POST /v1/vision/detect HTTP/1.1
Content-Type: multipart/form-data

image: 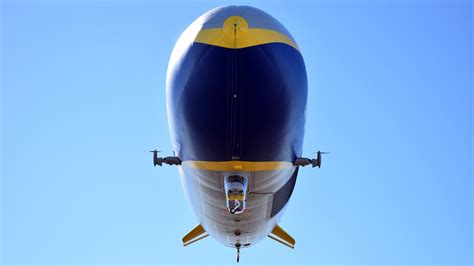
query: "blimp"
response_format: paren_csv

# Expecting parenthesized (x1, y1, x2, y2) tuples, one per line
(151, 5, 324, 262)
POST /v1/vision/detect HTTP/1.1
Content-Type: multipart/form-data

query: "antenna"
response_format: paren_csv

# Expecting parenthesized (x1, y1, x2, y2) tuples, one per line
(235, 243, 241, 263)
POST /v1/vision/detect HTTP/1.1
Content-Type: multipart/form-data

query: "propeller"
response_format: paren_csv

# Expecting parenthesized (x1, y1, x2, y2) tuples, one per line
(149, 149, 181, 166)
(150, 149, 163, 167)
(312, 150, 330, 168)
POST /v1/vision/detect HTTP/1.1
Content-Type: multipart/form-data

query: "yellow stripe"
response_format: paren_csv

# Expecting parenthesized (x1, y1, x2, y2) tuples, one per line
(228, 194, 244, 201)
(181, 160, 293, 171)
(194, 28, 299, 51)
(193, 16, 299, 52)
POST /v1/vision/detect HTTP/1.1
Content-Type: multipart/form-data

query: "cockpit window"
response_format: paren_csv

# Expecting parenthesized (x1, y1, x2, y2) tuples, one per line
(227, 175, 245, 184)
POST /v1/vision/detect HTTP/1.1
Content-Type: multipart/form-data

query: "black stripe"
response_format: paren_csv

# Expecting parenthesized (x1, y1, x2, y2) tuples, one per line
(270, 168, 298, 218)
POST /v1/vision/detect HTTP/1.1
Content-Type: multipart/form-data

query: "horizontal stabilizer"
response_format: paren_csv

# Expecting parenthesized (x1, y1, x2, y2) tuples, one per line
(268, 225, 295, 249)
(182, 224, 209, 246)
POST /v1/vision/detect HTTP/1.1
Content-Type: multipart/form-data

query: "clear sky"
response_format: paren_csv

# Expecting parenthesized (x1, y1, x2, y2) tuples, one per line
(1, 0, 472, 265)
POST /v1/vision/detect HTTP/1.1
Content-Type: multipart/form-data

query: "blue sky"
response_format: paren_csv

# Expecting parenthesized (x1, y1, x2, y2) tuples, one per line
(1, 0, 472, 265)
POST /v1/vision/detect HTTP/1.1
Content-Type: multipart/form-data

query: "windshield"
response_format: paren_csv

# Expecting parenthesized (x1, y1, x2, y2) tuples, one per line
(227, 175, 245, 184)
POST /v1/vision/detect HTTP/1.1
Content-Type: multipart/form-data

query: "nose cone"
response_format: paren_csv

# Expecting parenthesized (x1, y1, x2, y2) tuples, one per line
(221, 15, 249, 39)
(167, 5, 299, 68)
(197, 5, 298, 46)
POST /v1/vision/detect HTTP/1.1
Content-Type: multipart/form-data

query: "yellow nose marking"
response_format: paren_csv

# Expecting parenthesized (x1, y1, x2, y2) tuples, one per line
(223, 16, 249, 42)
(194, 16, 299, 52)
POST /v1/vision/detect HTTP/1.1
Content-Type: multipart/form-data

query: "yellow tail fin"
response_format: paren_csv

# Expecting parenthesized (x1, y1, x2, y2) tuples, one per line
(268, 225, 295, 248)
(182, 224, 209, 246)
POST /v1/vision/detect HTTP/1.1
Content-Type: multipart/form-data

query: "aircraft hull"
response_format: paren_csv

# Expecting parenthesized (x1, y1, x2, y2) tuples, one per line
(166, 5, 308, 248)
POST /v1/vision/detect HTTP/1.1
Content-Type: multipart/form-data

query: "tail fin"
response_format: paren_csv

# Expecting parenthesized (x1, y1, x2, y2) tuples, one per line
(182, 224, 209, 246)
(268, 225, 295, 248)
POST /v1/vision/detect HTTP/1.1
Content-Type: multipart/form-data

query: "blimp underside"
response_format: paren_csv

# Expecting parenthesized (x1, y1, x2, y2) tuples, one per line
(163, 5, 308, 259)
